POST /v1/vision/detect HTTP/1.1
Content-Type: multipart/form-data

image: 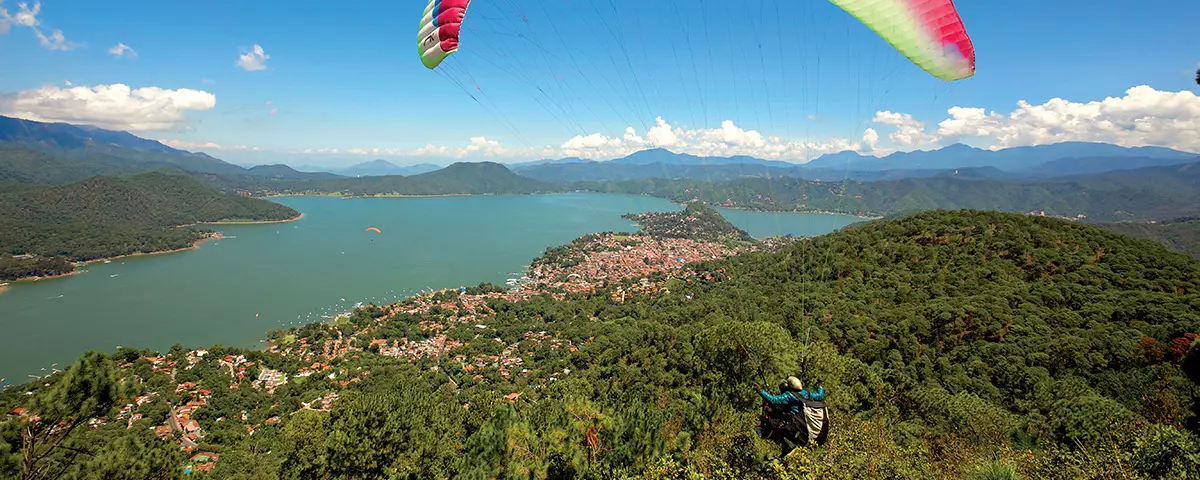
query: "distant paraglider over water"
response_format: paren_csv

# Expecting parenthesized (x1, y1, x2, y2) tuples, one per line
(366, 227, 382, 234)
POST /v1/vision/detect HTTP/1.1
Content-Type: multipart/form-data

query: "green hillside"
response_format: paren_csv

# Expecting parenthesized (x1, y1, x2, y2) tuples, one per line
(2, 210, 1197, 479)
(1095, 219, 1200, 258)
(0, 115, 246, 176)
(623, 202, 754, 242)
(0, 171, 298, 280)
(0, 143, 146, 185)
(579, 162, 1200, 222)
(203, 161, 554, 196)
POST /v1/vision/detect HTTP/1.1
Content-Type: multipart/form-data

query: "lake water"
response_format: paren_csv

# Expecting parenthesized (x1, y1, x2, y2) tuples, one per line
(0, 194, 862, 384)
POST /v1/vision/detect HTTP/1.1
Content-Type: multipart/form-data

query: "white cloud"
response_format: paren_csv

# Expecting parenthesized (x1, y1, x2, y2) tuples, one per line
(872, 111, 936, 147)
(237, 45, 269, 71)
(108, 43, 136, 58)
(160, 139, 260, 152)
(0, 1, 76, 50)
(930, 86, 1200, 152)
(646, 116, 678, 147)
(160, 139, 224, 150)
(2, 83, 217, 131)
(556, 117, 862, 161)
(861, 128, 879, 152)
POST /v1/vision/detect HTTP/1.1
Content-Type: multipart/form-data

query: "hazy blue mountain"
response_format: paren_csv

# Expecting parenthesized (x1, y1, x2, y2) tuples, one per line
(805, 142, 1194, 171)
(608, 148, 798, 168)
(0, 115, 246, 176)
(1020, 155, 1200, 177)
(334, 159, 441, 177)
(508, 157, 592, 170)
(245, 164, 343, 180)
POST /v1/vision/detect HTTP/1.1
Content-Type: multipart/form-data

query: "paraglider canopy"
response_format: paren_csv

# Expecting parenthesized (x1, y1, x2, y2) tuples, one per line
(365, 227, 382, 234)
(416, 0, 975, 81)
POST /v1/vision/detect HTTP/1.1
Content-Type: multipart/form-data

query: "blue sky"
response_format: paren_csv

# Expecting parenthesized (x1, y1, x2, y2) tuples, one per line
(1, 0, 1198, 167)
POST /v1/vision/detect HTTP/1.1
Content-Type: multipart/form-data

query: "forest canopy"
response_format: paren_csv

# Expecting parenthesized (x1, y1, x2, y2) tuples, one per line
(0, 171, 298, 280)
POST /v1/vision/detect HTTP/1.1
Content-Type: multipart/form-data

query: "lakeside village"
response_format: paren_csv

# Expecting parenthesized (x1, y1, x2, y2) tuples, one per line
(3, 206, 799, 474)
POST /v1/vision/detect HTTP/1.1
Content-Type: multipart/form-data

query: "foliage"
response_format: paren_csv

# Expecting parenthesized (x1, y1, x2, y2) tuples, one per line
(198, 162, 554, 197)
(576, 161, 1200, 222)
(1095, 219, 1200, 258)
(624, 203, 753, 242)
(0, 171, 298, 280)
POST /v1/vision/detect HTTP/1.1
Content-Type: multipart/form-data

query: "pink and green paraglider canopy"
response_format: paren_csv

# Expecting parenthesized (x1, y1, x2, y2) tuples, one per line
(829, 0, 975, 81)
(418, 0, 975, 81)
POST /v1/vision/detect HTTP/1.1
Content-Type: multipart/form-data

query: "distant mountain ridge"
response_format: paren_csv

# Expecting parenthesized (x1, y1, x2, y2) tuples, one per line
(333, 160, 442, 177)
(0, 115, 246, 176)
(515, 143, 1198, 183)
(803, 142, 1195, 171)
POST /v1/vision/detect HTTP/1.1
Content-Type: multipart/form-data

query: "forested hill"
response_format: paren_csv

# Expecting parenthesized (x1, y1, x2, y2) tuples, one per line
(623, 203, 753, 242)
(0, 115, 246, 177)
(1095, 219, 1200, 258)
(194, 161, 554, 196)
(3, 210, 1197, 479)
(0, 171, 298, 280)
(578, 161, 1200, 222)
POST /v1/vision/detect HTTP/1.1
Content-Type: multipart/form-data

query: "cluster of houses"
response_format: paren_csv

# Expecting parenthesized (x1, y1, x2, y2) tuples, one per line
(528, 233, 737, 291)
(1028, 210, 1087, 221)
(253, 367, 288, 394)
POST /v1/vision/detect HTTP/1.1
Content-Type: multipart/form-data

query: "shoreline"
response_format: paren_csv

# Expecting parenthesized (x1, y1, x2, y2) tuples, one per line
(173, 212, 304, 228)
(9, 234, 227, 284)
(6, 213, 303, 284)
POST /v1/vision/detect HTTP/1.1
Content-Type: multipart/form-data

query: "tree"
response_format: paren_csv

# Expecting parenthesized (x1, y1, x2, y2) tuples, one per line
(19, 351, 124, 480)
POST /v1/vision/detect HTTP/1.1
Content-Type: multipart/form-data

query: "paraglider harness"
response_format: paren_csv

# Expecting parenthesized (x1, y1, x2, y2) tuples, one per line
(757, 390, 829, 448)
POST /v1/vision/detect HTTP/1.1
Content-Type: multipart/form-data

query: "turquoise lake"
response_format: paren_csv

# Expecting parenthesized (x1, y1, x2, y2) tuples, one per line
(0, 194, 862, 384)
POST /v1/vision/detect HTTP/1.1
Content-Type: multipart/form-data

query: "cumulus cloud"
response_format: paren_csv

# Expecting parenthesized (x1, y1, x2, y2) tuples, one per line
(872, 111, 937, 147)
(160, 139, 260, 152)
(108, 43, 136, 58)
(860, 86, 1200, 153)
(0, 1, 76, 50)
(930, 86, 1200, 151)
(861, 128, 880, 152)
(2, 83, 217, 131)
(237, 45, 269, 71)
(556, 116, 861, 161)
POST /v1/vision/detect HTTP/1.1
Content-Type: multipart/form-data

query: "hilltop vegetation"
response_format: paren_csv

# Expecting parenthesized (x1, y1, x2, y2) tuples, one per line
(2, 210, 1197, 479)
(0, 172, 298, 280)
(623, 203, 754, 242)
(578, 161, 1200, 222)
(1096, 219, 1200, 258)
(193, 161, 553, 197)
(0, 116, 246, 177)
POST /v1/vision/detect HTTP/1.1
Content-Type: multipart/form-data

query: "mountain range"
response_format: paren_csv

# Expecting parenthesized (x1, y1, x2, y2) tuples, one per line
(515, 144, 1199, 183)
(333, 159, 442, 177)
